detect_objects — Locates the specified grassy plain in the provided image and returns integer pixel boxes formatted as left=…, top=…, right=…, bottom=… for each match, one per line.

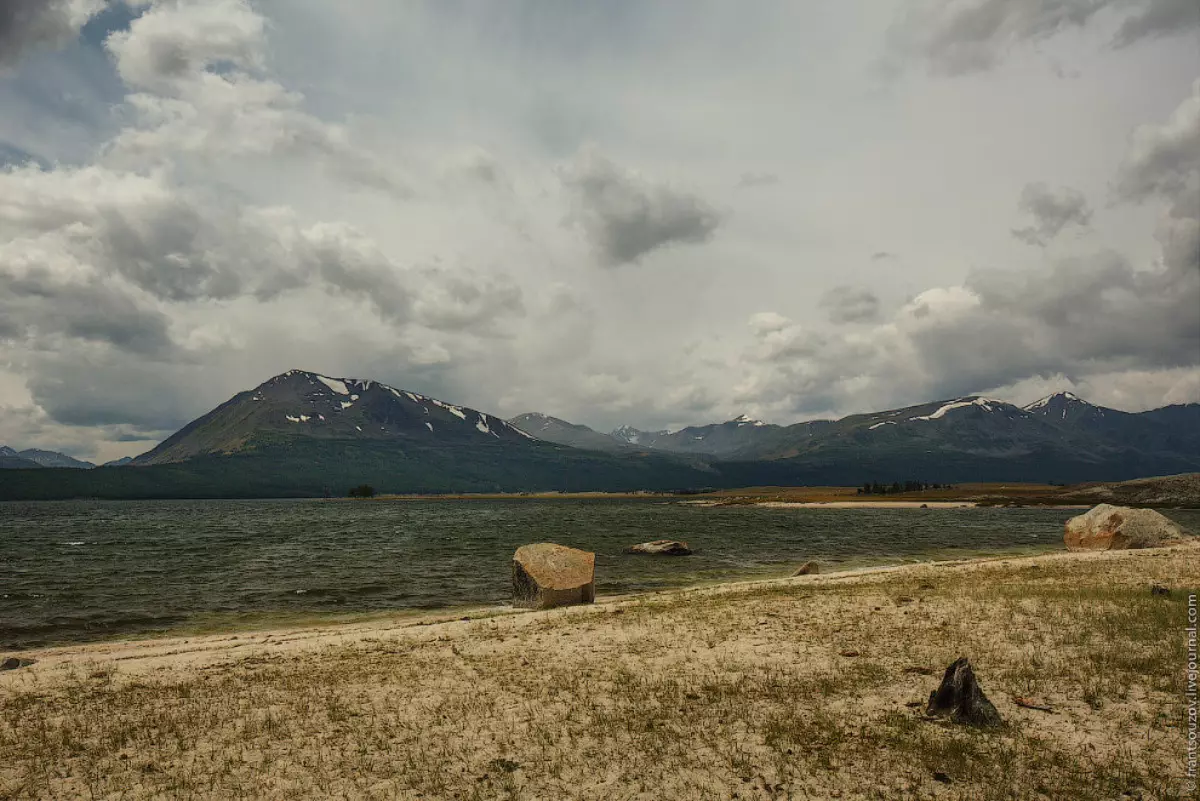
left=2, top=544, right=1196, bottom=800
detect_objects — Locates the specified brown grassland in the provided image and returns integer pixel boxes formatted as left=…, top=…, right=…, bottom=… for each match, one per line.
left=1, top=544, right=1197, bottom=800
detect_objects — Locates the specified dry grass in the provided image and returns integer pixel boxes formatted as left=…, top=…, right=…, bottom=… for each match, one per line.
left=2, top=546, right=1196, bottom=800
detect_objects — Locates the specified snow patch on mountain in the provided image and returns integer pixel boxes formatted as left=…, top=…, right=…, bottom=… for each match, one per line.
left=507, top=423, right=537, bottom=440
left=315, top=375, right=350, bottom=395
left=910, top=397, right=1007, bottom=422
left=431, top=399, right=466, bottom=419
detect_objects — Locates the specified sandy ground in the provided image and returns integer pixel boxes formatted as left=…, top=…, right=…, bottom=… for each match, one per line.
left=2, top=544, right=1198, bottom=800
left=677, top=499, right=979, bottom=509
left=752, top=501, right=978, bottom=509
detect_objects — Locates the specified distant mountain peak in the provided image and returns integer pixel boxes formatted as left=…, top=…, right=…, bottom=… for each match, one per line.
left=132, top=369, right=537, bottom=465
left=0, top=446, right=94, bottom=469
left=730, top=414, right=767, bottom=427
left=1024, top=391, right=1090, bottom=411
left=609, top=424, right=672, bottom=446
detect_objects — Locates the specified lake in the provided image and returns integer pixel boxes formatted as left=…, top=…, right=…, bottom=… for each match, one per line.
left=3, top=499, right=1196, bottom=649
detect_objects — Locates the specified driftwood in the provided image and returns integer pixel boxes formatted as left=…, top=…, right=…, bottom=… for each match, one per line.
left=1012, top=696, right=1054, bottom=713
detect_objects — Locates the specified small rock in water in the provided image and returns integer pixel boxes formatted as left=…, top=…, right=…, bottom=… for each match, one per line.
left=926, top=657, right=1003, bottom=728
left=792, top=561, right=819, bottom=576
left=628, top=540, right=692, bottom=556
left=1150, top=584, right=1170, bottom=597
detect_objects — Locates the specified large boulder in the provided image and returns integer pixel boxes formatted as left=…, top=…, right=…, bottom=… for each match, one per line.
left=512, top=543, right=596, bottom=609
left=628, top=540, right=692, bottom=556
left=1063, top=504, right=1190, bottom=551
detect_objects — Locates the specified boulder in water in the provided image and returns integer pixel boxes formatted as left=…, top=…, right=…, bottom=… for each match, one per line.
left=1063, top=504, right=1190, bottom=551
left=512, top=543, right=596, bottom=609
left=628, top=540, right=692, bottom=556
left=792, top=561, right=819, bottom=576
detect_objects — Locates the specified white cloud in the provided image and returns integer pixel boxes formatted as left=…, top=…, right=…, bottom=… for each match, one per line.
left=0, top=0, right=1196, bottom=458
left=102, top=0, right=409, bottom=197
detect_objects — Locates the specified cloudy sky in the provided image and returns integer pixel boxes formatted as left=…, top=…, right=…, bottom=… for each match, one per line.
left=0, top=0, right=1197, bottom=462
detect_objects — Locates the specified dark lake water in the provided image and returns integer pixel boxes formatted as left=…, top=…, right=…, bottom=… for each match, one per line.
left=3, top=499, right=1197, bottom=649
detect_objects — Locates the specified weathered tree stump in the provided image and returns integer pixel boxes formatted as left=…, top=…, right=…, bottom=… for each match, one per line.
left=926, top=657, right=1003, bottom=728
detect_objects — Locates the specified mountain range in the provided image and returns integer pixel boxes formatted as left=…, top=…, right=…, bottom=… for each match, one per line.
left=521, top=392, right=1200, bottom=468
left=0, top=370, right=1198, bottom=500
left=0, top=446, right=94, bottom=470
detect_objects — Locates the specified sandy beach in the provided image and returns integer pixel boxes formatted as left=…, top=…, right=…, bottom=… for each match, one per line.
left=2, top=543, right=1197, bottom=800
left=752, top=500, right=978, bottom=509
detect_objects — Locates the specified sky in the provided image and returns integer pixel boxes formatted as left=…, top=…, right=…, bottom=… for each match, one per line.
left=0, top=0, right=1197, bottom=463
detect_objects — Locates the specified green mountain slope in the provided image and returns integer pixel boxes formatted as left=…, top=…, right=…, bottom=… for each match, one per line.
left=1, top=377, right=1198, bottom=500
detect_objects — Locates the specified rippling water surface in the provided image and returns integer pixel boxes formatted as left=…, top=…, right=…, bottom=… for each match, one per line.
left=3, top=499, right=1196, bottom=648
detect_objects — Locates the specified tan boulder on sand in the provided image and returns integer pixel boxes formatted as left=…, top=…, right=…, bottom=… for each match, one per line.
left=512, top=543, right=596, bottom=609
left=1064, top=504, right=1190, bottom=551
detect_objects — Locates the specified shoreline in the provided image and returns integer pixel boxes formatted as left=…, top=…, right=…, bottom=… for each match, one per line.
left=707, top=499, right=980, bottom=508
left=2, top=542, right=1066, bottom=653
left=3, top=541, right=1196, bottom=799
left=0, top=542, right=1144, bottom=669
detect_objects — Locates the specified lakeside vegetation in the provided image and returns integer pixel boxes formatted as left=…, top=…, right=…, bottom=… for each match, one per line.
left=2, top=546, right=1195, bottom=799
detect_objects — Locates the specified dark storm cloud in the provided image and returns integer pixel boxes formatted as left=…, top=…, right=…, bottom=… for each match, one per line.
left=1011, top=182, right=1092, bottom=246
left=27, top=357, right=199, bottom=429
left=0, top=268, right=176, bottom=357
left=560, top=148, right=722, bottom=265
left=819, top=286, right=882, bottom=324
left=892, top=0, right=1200, bottom=75
left=1116, top=82, right=1200, bottom=203
left=0, top=0, right=102, bottom=70
left=1117, top=78, right=1199, bottom=274
left=1112, top=0, right=1200, bottom=47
